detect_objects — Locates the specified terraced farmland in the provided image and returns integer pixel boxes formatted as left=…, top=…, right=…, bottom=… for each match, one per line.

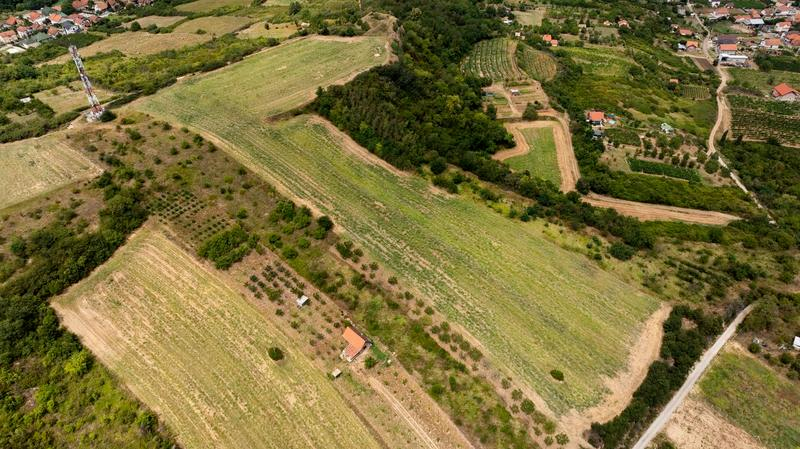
left=729, top=94, right=800, bottom=145
left=516, top=43, right=558, bottom=81
left=462, top=38, right=528, bottom=82
left=136, top=36, right=386, bottom=119
left=504, top=127, right=561, bottom=185
left=54, top=227, right=382, bottom=449
left=679, top=84, right=711, bottom=100
left=0, top=133, right=102, bottom=210
left=139, top=71, right=658, bottom=414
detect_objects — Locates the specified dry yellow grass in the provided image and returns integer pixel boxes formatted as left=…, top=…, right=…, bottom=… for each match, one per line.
left=34, top=83, right=114, bottom=114
left=173, top=16, right=252, bottom=35
left=46, top=31, right=210, bottom=64
left=237, top=21, right=298, bottom=40
left=177, top=0, right=252, bottom=12
left=126, top=15, right=184, bottom=29
left=54, top=226, right=383, bottom=449
left=0, top=133, right=102, bottom=210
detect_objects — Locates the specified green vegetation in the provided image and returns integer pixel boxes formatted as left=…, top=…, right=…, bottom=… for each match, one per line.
left=605, top=128, right=641, bottom=147
left=516, top=43, right=558, bottom=81
left=700, top=351, right=800, bottom=449
left=462, top=38, right=527, bottom=82
left=140, top=60, right=658, bottom=413
left=679, top=84, right=711, bottom=100
left=198, top=225, right=254, bottom=269
left=729, top=95, right=800, bottom=145
left=627, top=158, right=701, bottom=182
left=729, top=68, right=800, bottom=96
left=504, top=127, right=561, bottom=186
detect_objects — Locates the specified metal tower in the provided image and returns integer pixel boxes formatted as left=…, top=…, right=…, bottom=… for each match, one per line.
left=69, top=45, right=105, bottom=121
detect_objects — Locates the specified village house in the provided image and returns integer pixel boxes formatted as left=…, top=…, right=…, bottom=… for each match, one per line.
left=587, top=110, right=605, bottom=125
left=618, top=19, right=630, bottom=28
left=678, top=28, right=694, bottom=37
left=774, top=21, right=792, bottom=33
left=341, top=327, right=370, bottom=363
left=760, top=37, right=782, bottom=50
left=72, top=0, right=90, bottom=10
left=0, top=29, right=18, bottom=44
left=686, top=40, right=700, bottom=51
left=718, top=43, right=738, bottom=53
left=550, top=39, right=559, bottom=47
left=772, top=83, right=800, bottom=101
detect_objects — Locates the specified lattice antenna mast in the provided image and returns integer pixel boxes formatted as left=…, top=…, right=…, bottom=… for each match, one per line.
left=69, top=45, right=104, bottom=120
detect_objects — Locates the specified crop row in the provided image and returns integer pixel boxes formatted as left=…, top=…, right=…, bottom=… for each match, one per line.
left=627, top=157, right=702, bottom=182
left=462, top=38, right=527, bottom=82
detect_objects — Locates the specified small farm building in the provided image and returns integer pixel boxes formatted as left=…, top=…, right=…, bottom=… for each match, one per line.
left=331, top=368, right=342, bottom=379
left=661, top=123, right=674, bottom=134
left=587, top=110, right=605, bottom=125
left=296, top=294, right=309, bottom=307
left=772, top=83, right=799, bottom=101
left=718, top=43, right=738, bottom=53
left=794, top=336, right=800, bottom=350
left=718, top=53, right=748, bottom=66
left=341, top=326, right=370, bottom=362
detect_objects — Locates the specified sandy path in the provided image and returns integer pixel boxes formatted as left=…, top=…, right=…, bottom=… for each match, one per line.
left=583, top=193, right=740, bottom=225
left=664, top=396, right=767, bottom=449
left=368, top=378, right=441, bottom=449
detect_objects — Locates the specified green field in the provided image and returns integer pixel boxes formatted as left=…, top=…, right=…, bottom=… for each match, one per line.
left=138, top=36, right=385, bottom=119
left=561, top=46, right=635, bottom=77
left=54, top=227, right=382, bottom=449
left=679, top=84, right=711, bottom=100
left=138, top=43, right=659, bottom=413
left=505, top=127, right=561, bottom=185
left=729, top=68, right=800, bottom=95
left=462, top=38, right=528, bottom=82
left=177, top=0, right=252, bottom=12
left=0, top=133, right=102, bottom=210
left=729, top=94, right=800, bottom=145
left=516, top=43, right=558, bottom=81
left=700, top=350, right=800, bottom=449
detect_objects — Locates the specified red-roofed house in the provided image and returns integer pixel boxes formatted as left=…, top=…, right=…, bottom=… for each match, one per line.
left=587, top=110, right=605, bottom=125
left=94, top=1, right=109, bottom=13
left=542, top=34, right=552, bottom=42
left=72, top=0, right=89, bottom=10
left=618, top=19, right=630, bottom=28
left=686, top=40, right=700, bottom=50
left=775, top=21, right=792, bottom=32
left=25, top=11, right=44, bottom=24
left=772, top=83, right=799, bottom=101
left=341, top=327, right=370, bottom=362
left=5, top=16, right=17, bottom=26
left=678, top=28, right=694, bottom=36
left=719, top=43, right=738, bottom=53
left=47, top=26, right=60, bottom=36
left=550, top=39, right=559, bottom=47
left=0, top=29, right=18, bottom=43
left=761, top=38, right=782, bottom=50
left=16, top=26, right=31, bottom=38
left=48, top=13, right=63, bottom=24
left=710, top=8, right=730, bottom=19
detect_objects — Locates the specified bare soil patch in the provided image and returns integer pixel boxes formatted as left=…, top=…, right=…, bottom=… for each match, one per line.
left=664, top=396, right=766, bottom=449
left=583, top=194, right=740, bottom=225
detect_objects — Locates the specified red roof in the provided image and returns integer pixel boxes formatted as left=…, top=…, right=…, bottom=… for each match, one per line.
left=26, top=11, right=41, bottom=21
left=773, top=83, right=797, bottom=97
left=686, top=40, right=700, bottom=48
left=719, top=43, right=738, bottom=51
left=47, top=26, right=59, bottom=36
left=588, top=111, right=605, bottom=122
left=542, top=34, right=552, bottom=41
left=342, top=327, right=367, bottom=360
left=678, top=28, right=693, bottom=36
left=5, top=16, right=17, bottom=25
left=764, top=38, right=782, bottom=47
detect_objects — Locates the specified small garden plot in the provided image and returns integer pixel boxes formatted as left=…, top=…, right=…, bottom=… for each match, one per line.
left=700, top=349, right=800, bottom=449
left=605, top=127, right=642, bottom=147
left=34, top=83, right=114, bottom=114
left=54, top=228, right=383, bottom=449
left=173, top=16, right=253, bottom=35
left=627, top=158, right=702, bottom=182
left=177, top=0, right=252, bottom=12
left=516, top=43, right=558, bottom=81
left=504, top=127, right=560, bottom=186
left=0, top=133, right=102, bottom=210
left=462, top=38, right=527, bottom=82
left=238, top=21, right=298, bottom=40
left=680, top=84, right=711, bottom=100
left=729, top=95, right=800, bottom=145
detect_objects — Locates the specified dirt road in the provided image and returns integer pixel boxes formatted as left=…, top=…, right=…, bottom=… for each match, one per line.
left=631, top=304, right=754, bottom=449
left=583, top=194, right=740, bottom=225
left=368, top=377, right=441, bottom=449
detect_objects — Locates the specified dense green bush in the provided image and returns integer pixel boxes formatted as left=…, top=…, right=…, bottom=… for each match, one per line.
left=197, top=226, right=253, bottom=269
left=627, top=158, right=701, bottom=182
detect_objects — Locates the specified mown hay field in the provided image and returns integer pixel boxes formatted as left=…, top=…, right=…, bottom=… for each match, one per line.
left=137, top=37, right=659, bottom=413
left=505, top=127, right=560, bottom=186
left=238, top=21, right=298, bottom=40
left=700, top=349, right=800, bottom=449
left=462, top=38, right=528, bottom=82
left=177, top=0, right=252, bottom=12
left=140, top=36, right=386, bottom=118
left=0, top=133, right=101, bottom=210
left=126, top=15, right=184, bottom=29
left=34, top=83, right=114, bottom=114
left=173, top=16, right=253, bottom=35
left=54, top=227, right=382, bottom=449
left=513, top=8, right=545, bottom=26
left=46, top=31, right=210, bottom=64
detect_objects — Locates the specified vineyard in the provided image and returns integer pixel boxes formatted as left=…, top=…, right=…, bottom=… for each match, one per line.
left=560, top=46, right=636, bottom=77
left=54, top=227, right=383, bottom=449
left=462, top=38, right=528, bottom=82
left=516, top=43, right=558, bottom=81
left=627, top=158, right=702, bottom=182
left=0, top=133, right=102, bottom=210
left=680, top=84, right=711, bottom=100
left=139, top=65, right=659, bottom=415
left=729, top=95, right=800, bottom=145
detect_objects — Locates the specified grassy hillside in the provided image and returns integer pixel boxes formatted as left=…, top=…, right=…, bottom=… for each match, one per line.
left=700, top=350, right=800, bottom=449
left=138, top=43, right=659, bottom=413
left=55, top=227, right=382, bottom=449
left=505, top=127, right=561, bottom=186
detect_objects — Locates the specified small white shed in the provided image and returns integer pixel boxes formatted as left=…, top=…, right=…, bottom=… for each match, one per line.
left=793, top=336, right=800, bottom=350
left=296, top=295, right=309, bottom=307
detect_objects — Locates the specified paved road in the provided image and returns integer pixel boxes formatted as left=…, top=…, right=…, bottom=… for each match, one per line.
left=632, top=304, right=754, bottom=449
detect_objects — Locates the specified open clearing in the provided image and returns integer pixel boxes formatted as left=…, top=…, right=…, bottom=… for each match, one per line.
left=137, top=36, right=387, bottom=118
left=46, top=31, right=210, bottom=64
left=177, top=0, right=253, bottom=12
left=495, top=124, right=561, bottom=186
left=173, top=16, right=252, bottom=35
left=664, top=396, right=767, bottom=449
left=54, top=226, right=382, bottom=449
left=139, top=69, right=659, bottom=414
left=0, top=133, right=101, bottom=210
left=238, top=21, right=298, bottom=40
left=697, top=346, right=800, bottom=449
left=513, top=8, right=545, bottom=26
left=126, top=15, right=184, bottom=29
left=34, top=83, right=114, bottom=114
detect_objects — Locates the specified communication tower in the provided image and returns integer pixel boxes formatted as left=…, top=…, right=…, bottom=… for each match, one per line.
left=69, top=45, right=105, bottom=121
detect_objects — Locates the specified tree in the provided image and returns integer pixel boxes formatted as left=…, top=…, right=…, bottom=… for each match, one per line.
left=130, top=21, right=141, bottom=32
left=549, top=369, right=564, bottom=381
left=430, top=157, right=447, bottom=175
left=289, top=1, right=301, bottom=15
left=99, top=109, right=117, bottom=122
left=268, top=347, right=284, bottom=361
left=523, top=103, right=539, bottom=120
